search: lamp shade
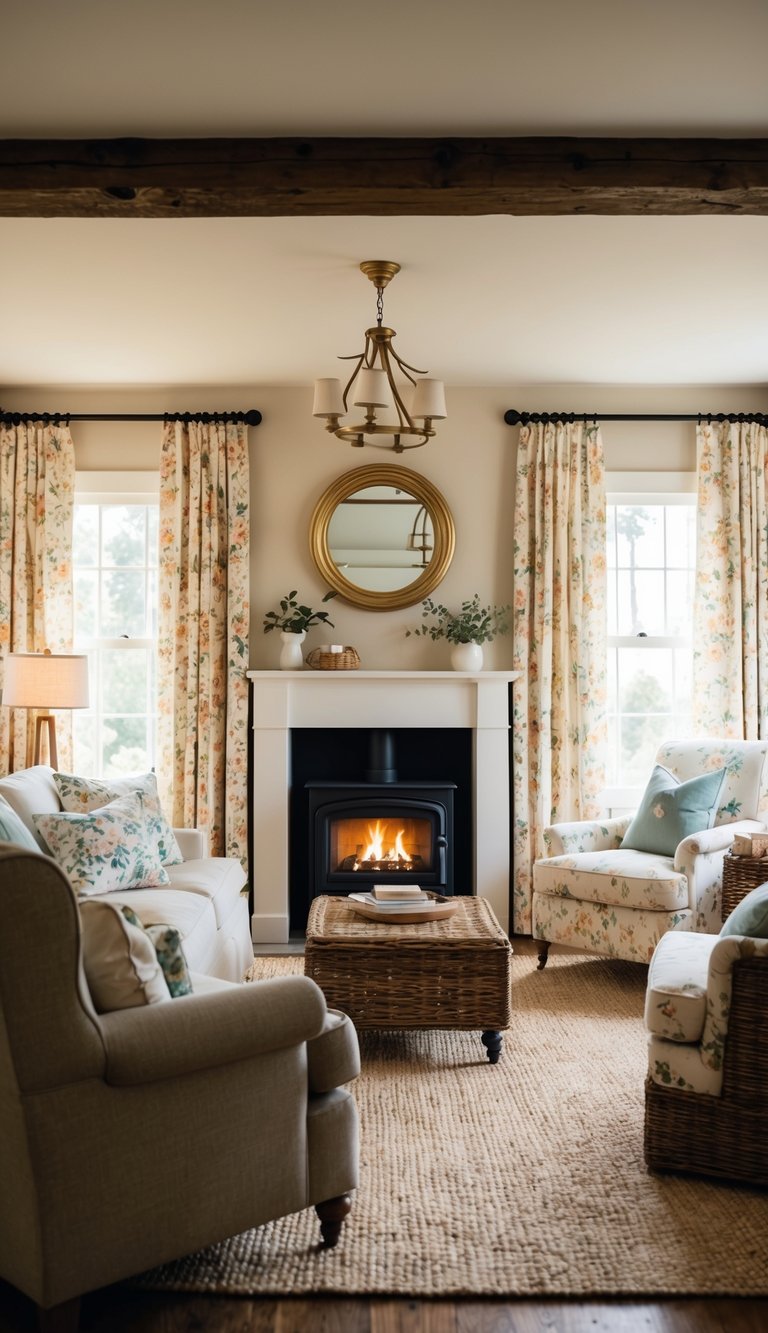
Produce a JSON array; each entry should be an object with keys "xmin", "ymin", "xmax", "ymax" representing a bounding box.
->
[
  {"xmin": 411, "ymin": 379, "xmax": 447, "ymax": 421},
  {"xmin": 2, "ymin": 652, "xmax": 90, "ymax": 709},
  {"xmin": 353, "ymin": 368, "xmax": 391, "ymax": 409},
  {"xmin": 313, "ymin": 378, "xmax": 345, "ymax": 418}
]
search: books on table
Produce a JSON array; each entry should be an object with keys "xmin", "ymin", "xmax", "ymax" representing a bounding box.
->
[{"xmin": 348, "ymin": 888, "xmax": 433, "ymax": 912}]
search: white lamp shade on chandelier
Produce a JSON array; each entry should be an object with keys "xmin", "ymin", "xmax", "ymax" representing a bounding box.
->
[
  {"xmin": 2, "ymin": 651, "xmax": 90, "ymax": 767},
  {"xmin": 312, "ymin": 260, "xmax": 447, "ymax": 452}
]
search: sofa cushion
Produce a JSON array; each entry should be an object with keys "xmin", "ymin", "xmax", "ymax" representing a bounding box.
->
[
  {"xmin": 720, "ymin": 882, "xmax": 768, "ymax": 939},
  {"xmin": 644, "ymin": 930, "xmax": 717, "ymax": 1043},
  {"xmin": 79, "ymin": 899, "xmax": 171, "ymax": 1012},
  {"xmin": 53, "ymin": 770, "xmax": 183, "ymax": 866},
  {"xmin": 533, "ymin": 848, "xmax": 689, "ymax": 911},
  {"xmin": 32, "ymin": 793, "xmax": 170, "ymax": 896},
  {"xmin": 0, "ymin": 794, "xmax": 43, "ymax": 851},
  {"xmin": 164, "ymin": 856, "xmax": 247, "ymax": 928},
  {"xmin": 0, "ymin": 765, "xmax": 61, "ymax": 848},
  {"xmin": 621, "ymin": 764, "xmax": 726, "ymax": 856},
  {"xmin": 96, "ymin": 887, "xmax": 218, "ymax": 972}
]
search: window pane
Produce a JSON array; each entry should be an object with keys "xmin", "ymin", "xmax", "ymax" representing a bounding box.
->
[
  {"xmin": 101, "ymin": 717, "xmax": 150, "ymax": 776},
  {"xmin": 101, "ymin": 647, "xmax": 149, "ymax": 714},
  {"xmin": 665, "ymin": 504, "xmax": 696, "ymax": 568},
  {"xmin": 147, "ymin": 505, "xmax": 159, "ymax": 566},
  {"xmin": 666, "ymin": 570, "xmax": 695, "ymax": 635},
  {"xmin": 616, "ymin": 569, "xmax": 666, "ymax": 635},
  {"xmin": 615, "ymin": 505, "xmax": 663, "ymax": 568},
  {"xmin": 72, "ymin": 713, "xmax": 97, "ymax": 776},
  {"xmin": 100, "ymin": 571, "xmax": 147, "ymax": 637},
  {"xmin": 73, "ymin": 507, "xmax": 99, "ymax": 566},
  {"xmin": 74, "ymin": 570, "xmax": 98, "ymax": 639},
  {"xmin": 619, "ymin": 714, "xmax": 671, "ymax": 786},
  {"xmin": 101, "ymin": 506, "xmax": 146, "ymax": 567}
]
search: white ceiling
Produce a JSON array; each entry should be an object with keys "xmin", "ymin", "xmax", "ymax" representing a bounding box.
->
[{"xmin": 2, "ymin": 0, "xmax": 767, "ymax": 389}]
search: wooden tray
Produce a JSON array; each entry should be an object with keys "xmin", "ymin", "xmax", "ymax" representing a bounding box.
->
[{"xmin": 346, "ymin": 893, "xmax": 458, "ymax": 924}]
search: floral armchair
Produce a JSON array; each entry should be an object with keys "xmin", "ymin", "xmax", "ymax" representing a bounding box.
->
[{"xmin": 532, "ymin": 739, "xmax": 768, "ymax": 967}]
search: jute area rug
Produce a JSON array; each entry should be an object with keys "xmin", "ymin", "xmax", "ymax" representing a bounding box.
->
[{"xmin": 138, "ymin": 943, "xmax": 768, "ymax": 1298}]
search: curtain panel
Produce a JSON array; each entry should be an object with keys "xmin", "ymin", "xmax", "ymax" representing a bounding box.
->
[
  {"xmin": 0, "ymin": 421, "xmax": 76, "ymax": 771},
  {"xmin": 512, "ymin": 420, "xmax": 607, "ymax": 934},
  {"xmin": 693, "ymin": 419, "xmax": 768, "ymax": 741},
  {"xmin": 157, "ymin": 420, "xmax": 250, "ymax": 868}
]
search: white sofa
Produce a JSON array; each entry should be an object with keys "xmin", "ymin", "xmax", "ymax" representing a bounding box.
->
[{"xmin": 0, "ymin": 765, "xmax": 254, "ymax": 983}]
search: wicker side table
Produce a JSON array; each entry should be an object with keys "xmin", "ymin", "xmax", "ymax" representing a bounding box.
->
[
  {"xmin": 721, "ymin": 851, "xmax": 768, "ymax": 922},
  {"xmin": 305, "ymin": 894, "xmax": 512, "ymax": 1064}
]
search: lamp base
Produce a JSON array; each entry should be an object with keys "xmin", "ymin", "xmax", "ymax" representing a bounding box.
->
[{"xmin": 33, "ymin": 714, "xmax": 58, "ymax": 768}]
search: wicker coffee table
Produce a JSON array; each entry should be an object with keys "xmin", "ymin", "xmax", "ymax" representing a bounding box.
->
[{"xmin": 305, "ymin": 894, "xmax": 512, "ymax": 1063}]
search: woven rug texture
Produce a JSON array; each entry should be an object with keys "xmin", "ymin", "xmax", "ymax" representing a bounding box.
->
[{"xmin": 137, "ymin": 945, "xmax": 768, "ymax": 1297}]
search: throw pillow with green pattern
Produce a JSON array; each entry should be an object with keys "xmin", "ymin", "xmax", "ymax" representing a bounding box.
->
[
  {"xmin": 121, "ymin": 907, "xmax": 194, "ymax": 997},
  {"xmin": 53, "ymin": 770, "xmax": 183, "ymax": 866}
]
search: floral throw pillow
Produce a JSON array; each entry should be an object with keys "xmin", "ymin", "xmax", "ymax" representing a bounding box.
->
[
  {"xmin": 53, "ymin": 770, "xmax": 183, "ymax": 866},
  {"xmin": 32, "ymin": 793, "xmax": 171, "ymax": 896},
  {"xmin": 122, "ymin": 906, "xmax": 194, "ymax": 997}
]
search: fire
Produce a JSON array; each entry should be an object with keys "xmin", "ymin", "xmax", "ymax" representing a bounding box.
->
[{"xmin": 357, "ymin": 820, "xmax": 413, "ymax": 867}]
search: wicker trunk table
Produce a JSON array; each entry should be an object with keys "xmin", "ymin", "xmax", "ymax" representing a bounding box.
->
[{"xmin": 304, "ymin": 894, "xmax": 512, "ymax": 1063}]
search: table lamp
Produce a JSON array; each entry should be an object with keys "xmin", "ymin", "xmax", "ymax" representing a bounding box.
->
[{"xmin": 2, "ymin": 650, "xmax": 90, "ymax": 767}]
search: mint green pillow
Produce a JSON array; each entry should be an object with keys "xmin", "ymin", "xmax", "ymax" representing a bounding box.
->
[
  {"xmin": 0, "ymin": 794, "xmax": 43, "ymax": 853},
  {"xmin": 720, "ymin": 883, "xmax": 768, "ymax": 938},
  {"xmin": 620, "ymin": 764, "xmax": 727, "ymax": 857}
]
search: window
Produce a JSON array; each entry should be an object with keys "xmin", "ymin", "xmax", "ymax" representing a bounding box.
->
[
  {"xmin": 605, "ymin": 473, "xmax": 696, "ymax": 804},
  {"xmin": 72, "ymin": 474, "xmax": 159, "ymax": 777}
]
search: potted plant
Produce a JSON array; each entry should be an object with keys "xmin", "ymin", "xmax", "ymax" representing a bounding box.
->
[
  {"xmin": 406, "ymin": 594, "xmax": 510, "ymax": 671},
  {"xmin": 263, "ymin": 590, "xmax": 337, "ymax": 669}
]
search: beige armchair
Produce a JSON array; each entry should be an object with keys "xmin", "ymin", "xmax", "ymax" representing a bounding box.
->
[
  {"xmin": 0, "ymin": 846, "xmax": 360, "ymax": 1330},
  {"xmin": 532, "ymin": 739, "xmax": 768, "ymax": 967}
]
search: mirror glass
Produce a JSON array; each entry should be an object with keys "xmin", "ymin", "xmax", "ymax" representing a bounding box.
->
[{"xmin": 310, "ymin": 465, "xmax": 455, "ymax": 611}]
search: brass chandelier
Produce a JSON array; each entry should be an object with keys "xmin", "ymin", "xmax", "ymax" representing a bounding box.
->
[{"xmin": 312, "ymin": 261, "xmax": 447, "ymax": 452}]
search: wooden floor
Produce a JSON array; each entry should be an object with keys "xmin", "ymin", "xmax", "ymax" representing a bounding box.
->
[{"xmin": 2, "ymin": 1285, "xmax": 768, "ymax": 1333}]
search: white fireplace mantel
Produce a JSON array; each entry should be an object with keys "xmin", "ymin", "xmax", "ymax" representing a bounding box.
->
[{"xmin": 247, "ymin": 670, "xmax": 519, "ymax": 943}]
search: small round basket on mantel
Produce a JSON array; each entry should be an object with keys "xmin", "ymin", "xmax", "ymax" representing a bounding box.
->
[{"xmin": 306, "ymin": 646, "xmax": 361, "ymax": 671}]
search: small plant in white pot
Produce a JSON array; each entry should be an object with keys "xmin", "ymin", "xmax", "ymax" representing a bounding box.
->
[
  {"xmin": 263, "ymin": 590, "xmax": 337, "ymax": 669},
  {"xmin": 406, "ymin": 594, "xmax": 511, "ymax": 671}
]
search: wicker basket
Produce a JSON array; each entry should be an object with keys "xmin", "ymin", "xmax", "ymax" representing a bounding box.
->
[
  {"xmin": 721, "ymin": 850, "xmax": 768, "ymax": 921},
  {"xmin": 305, "ymin": 646, "xmax": 360, "ymax": 671}
]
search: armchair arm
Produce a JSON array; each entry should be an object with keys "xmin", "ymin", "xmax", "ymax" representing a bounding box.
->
[
  {"xmin": 307, "ymin": 1008, "xmax": 361, "ymax": 1093},
  {"xmin": 675, "ymin": 819, "xmax": 766, "ymax": 925},
  {"xmin": 699, "ymin": 936, "xmax": 768, "ymax": 1092},
  {"xmin": 100, "ymin": 975, "xmax": 328, "ymax": 1086},
  {"xmin": 543, "ymin": 815, "xmax": 632, "ymax": 857},
  {"xmin": 173, "ymin": 827, "xmax": 209, "ymax": 859}
]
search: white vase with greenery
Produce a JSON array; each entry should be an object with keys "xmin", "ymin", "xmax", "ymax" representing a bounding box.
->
[
  {"xmin": 406, "ymin": 594, "xmax": 511, "ymax": 672},
  {"xmin": 263, "ymin": 589, "xmax": 337, "ymax": 670}
]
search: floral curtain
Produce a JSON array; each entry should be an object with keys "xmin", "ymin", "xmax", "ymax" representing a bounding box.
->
[
  {"xmin": 512, "ymin": 420, "xmax": 607, "ymax": 934},
  {"xmin": 0, "ymin": 420, "xmax": 76, "ymax": 772},
  {"xmin": 157, "ymin": 419, "xmax": 250, "ymax": 867},
  {"xmin": 693, "ymin": 419, "xmax": 768, "ymax": 739}
]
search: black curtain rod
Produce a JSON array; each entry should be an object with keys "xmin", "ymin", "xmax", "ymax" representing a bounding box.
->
[
  {"xmin": 505, "ymin": 409, "xmax": 768, "ymax": 426},
  {"xmin": 0, "ymin": 409, "xmax": 262, "ymax": 427}
]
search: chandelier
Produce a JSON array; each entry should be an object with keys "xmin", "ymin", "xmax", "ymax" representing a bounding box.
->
[{"xmin": 312, "ymin": 261, "xmax": 447, "ymax": 452}]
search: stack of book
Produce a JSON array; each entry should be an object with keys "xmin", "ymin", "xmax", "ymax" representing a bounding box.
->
[{"xmin": 348, "ymin": 884, "xmax": 434, "ymax": 912}]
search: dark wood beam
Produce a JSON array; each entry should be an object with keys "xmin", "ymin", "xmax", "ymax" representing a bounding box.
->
[{"xmin": 0, "ymin": 136, "xmax": 767, "ymax": 218}]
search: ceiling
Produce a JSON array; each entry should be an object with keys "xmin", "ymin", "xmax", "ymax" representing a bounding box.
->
[{"xmin": 2, "ymin": 0, "xmax": 767, "ymax": 389}]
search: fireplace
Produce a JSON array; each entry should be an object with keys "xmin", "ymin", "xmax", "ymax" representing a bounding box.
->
[
  {"xmin": 306, "ymin": 780, "xmax": 455, "ymax": 901},
  {"xmin": 248, "ymin": 669, "xmax": 518, "ymax": 943}
]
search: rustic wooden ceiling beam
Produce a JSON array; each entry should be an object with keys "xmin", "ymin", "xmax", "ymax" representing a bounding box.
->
[{"xmin": 0, "ymin": 136, "xmax": 767, "ymax": 217}]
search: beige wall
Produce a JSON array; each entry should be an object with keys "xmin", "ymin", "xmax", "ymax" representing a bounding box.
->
[{"xmin": 3, "ymin": 382, "xmax": 767, "ymax": 671}]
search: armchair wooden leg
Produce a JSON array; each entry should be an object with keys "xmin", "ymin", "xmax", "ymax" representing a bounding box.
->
[
  {"xmin": 315, "ymin": 1192, "xmax": 352, "ymax": 1248},
  {"xmin": 536, "ymin": 940, "xmax": 551, "ymax": 970},
  {"xmin": 36, "ymin": 1296, "xmax": 81, "ymax": 1333}
]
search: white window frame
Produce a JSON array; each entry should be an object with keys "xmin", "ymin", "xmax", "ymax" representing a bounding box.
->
[
  {"xmin": 73, "ymin": 472, "xmax": 160, "ymax": 776},
  {"xmin": 602, "ymin": 472, "xmax": 696, "ymax": 814}
]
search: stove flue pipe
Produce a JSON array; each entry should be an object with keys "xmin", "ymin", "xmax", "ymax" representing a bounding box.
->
[{"xmin": 366, "ymin": 729, "xmax": 397, "ymax": 784}]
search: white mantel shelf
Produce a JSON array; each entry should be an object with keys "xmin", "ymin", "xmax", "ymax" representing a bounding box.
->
[{"xmin": 247, "ymin": 670, "xmax": 519, "ymax": 943}]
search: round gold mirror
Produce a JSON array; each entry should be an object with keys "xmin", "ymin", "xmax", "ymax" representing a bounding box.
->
[{"xmin": 309, "ymin": 465, "xmax": 455, "ymax": 611}]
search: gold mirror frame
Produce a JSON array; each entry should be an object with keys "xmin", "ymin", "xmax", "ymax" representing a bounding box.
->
[{"xmin": 309, "ymin": 465, "xmax": 455, "ymax": 611}]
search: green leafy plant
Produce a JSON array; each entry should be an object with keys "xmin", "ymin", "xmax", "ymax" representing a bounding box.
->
[
  {"xmin": 406, "ymin": 594, "xmax": 511, "ymax": 645},
  {"xmin": 263, "ymin": 589, "xmax": 337, "ymax": 635}
]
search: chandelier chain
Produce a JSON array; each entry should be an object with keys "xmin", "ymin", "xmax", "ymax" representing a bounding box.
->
[{"xmin": 376, "ymin": 284, "xmax": 384, "ymax": 327}]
